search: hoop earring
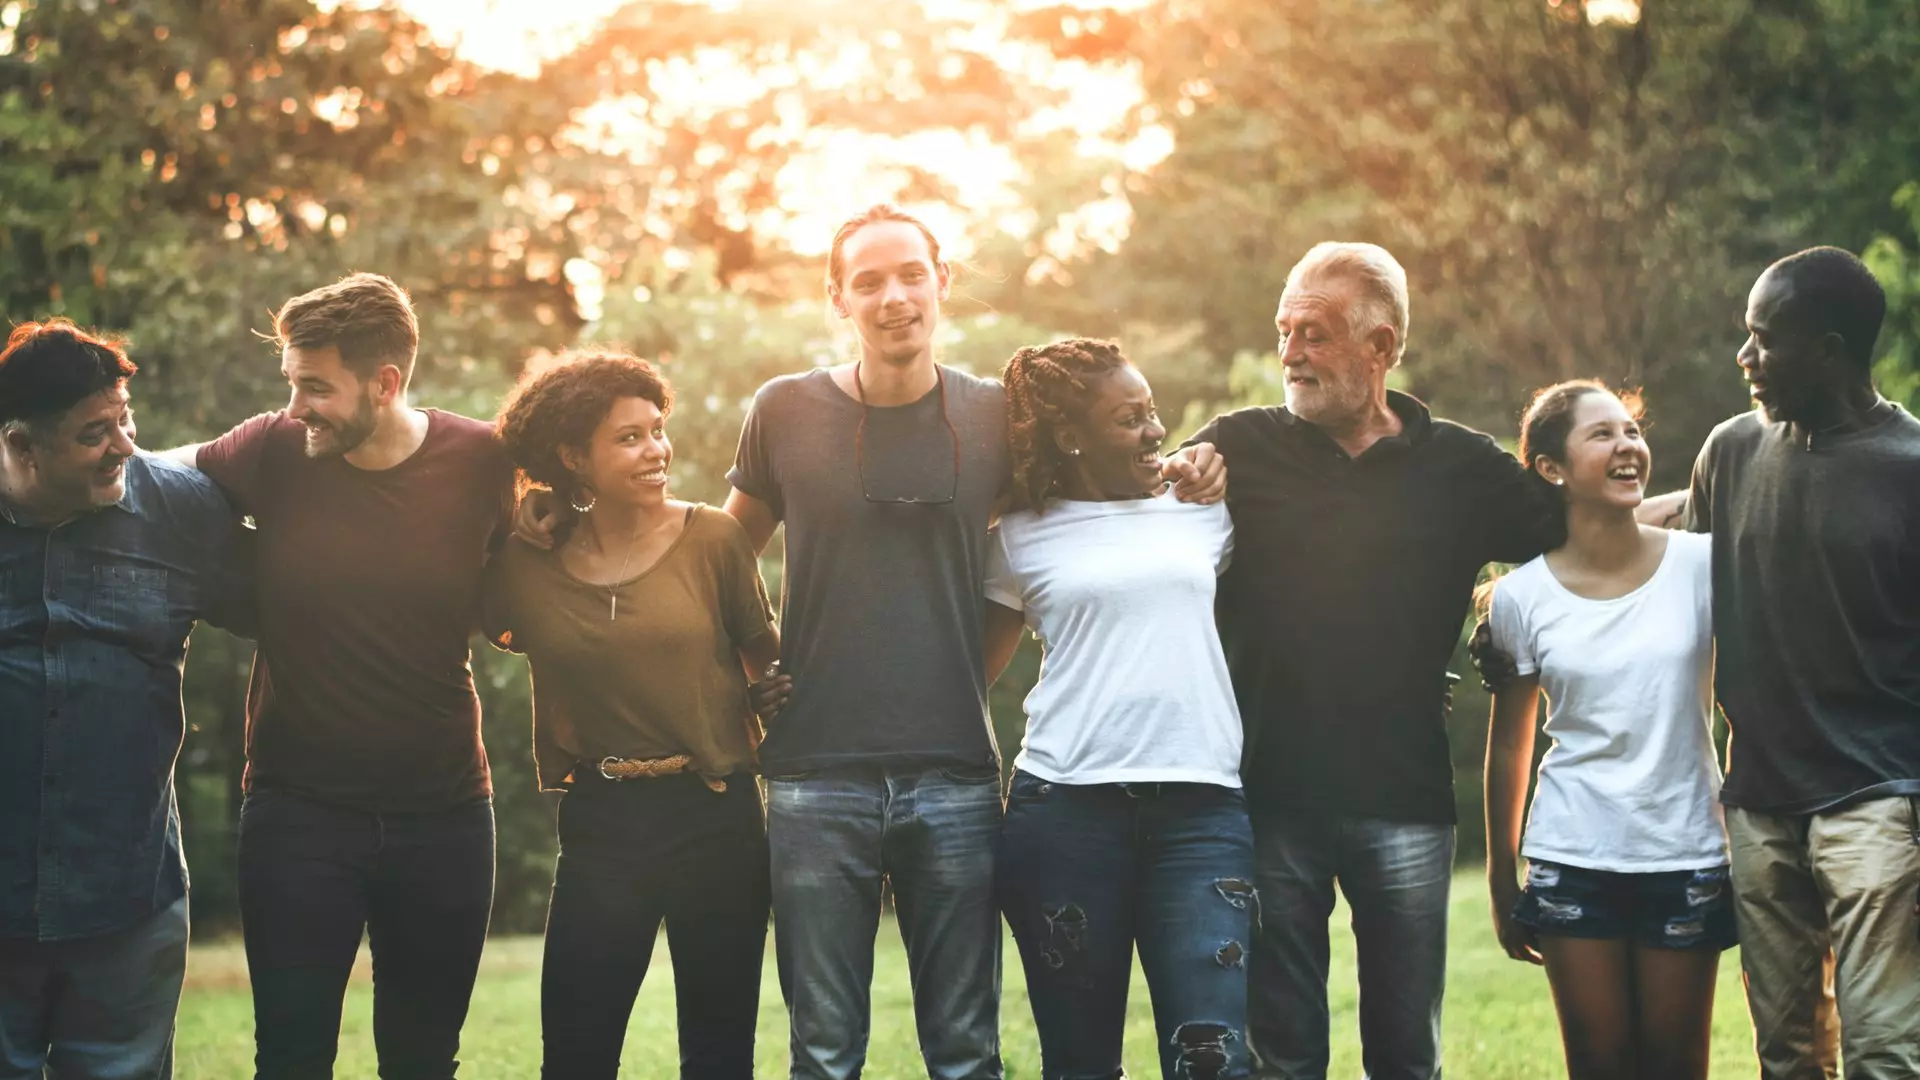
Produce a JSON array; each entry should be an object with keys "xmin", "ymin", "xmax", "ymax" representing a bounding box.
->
[{"xmin": 569, "ymin": 487, "xmax": 597, "ymax": 513}]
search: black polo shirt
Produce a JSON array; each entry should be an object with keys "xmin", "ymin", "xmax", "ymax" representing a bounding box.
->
[{"xmin": 1190, "ymin": 392, "xmax": 1554, "ymax": 824}]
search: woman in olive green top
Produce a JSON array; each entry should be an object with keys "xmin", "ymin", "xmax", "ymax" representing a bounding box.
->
[{"xmin": 485, "ymin": 351, "xmax": 782, "ymax": 1080}]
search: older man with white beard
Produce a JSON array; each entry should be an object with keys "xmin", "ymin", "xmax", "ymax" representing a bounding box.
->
[{"xmin": 1186, "ymin": 242, "xmax": 1677, "ymax": 1080}]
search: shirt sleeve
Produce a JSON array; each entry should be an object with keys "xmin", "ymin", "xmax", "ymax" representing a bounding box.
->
[
  {"xmin": 1682, "ymin": 437, "xmax": 1713, "ymax": 534},
  {"xmin": 180, "ymin": 472, "xmax": 257, "ymax": 638},
  {"xmin": 983, "ymin": 525, "xmax": 1023, "ymax": 611},
  {"xmin": 194, "ymin": 412, "xmax": 284, "ymax": 516},
  {"xmin": 1212, "ymin": 502, "xmax": 1235, "ymax": 575},
  {"xmin": 716, "ymin": 514, "xmax": 777, "ymax": 648},
  {"xmin": 1473, "ymin": 435, "xmax": 1559, "ymax": 565},
  {"xmin": 725, "ymin": 387, "xmax": 784, "ymax": 522},
  {"xmin": 1487, "ymin": 577, "xmax": 1539, "ymax": 677},
  {"xmin": 479, "ymin": 546, "xmax": 522, "ymax": 653}
]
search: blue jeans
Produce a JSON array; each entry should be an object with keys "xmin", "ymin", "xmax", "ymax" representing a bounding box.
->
[
  {"xmin": 998, "ymin": 772, "xmax": 1256, "ymax": 1080},
  {"xmin": 237, "ymin": 790, "xmax": 495, "ymax": 1080},
  {"xmin": 1247, "ymin": 813, "xmax": 1454, "ymax": 1080},
  {"xmin": 0, "ymin": 894, "xmax": 189, "ymax": 1080},
  {"xmin": 766, "ymin": 762, "xmax": 1004, "ymax": 1080}
]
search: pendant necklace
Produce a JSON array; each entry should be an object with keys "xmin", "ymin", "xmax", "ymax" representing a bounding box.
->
[{"xmin": 606, "ymin": 521, "xmax": 642, "ymax": 621}]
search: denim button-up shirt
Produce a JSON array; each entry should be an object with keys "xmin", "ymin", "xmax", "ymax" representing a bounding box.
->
[{"xmin": 0, "ymin": 452, "xmax": 247, "ymax": 941}]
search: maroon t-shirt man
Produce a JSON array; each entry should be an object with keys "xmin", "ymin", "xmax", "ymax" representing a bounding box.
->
[{"xmin": 197, "ymin": 409, "xmax": 513, "ymax": 812}]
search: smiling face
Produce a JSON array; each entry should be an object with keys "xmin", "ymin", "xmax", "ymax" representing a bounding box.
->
[
  {"xmin": 16, "ymin": 384, "xmax": 139, "ymax": 516},
  {"xmin": 831, "ymin": 219, "xmax": 950, "ymax": 369},
  {"xmin": 283, "ymin": 344, "xmax": 381, "ymax": 458},
  {"xmin": 1056, "ymin": 364, "xmax": 1167, "ymax": 500},
  {"xmin": 1533, "ymin": 391, "xmax": 1649, "ymax": 512},
  {"xmin": 1275, "ymin": 273, "xmax": 1387, "ymax": 428},
  {"xmin": 563, "ymin": 394, "xmax": 671, "ymax": 510}
]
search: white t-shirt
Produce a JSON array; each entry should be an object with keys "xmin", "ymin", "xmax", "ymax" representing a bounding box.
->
[
  {"xmin": 1489, "ymin": 530, "xmax": 1726, "ymax": 872},
  {"xmin": 985, "ymin": 492, "xmax": 1241, "ymax": 787}
]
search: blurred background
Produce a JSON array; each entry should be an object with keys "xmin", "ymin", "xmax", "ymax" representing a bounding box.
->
[{"xmin": 6, "ymin": 0, "xmax": 1918, "ymax": 936}]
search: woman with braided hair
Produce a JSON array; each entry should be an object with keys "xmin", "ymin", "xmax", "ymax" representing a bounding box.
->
[{"xmin": 984, "ymin": 338, "xmax": 1252, "ymax": 1080}]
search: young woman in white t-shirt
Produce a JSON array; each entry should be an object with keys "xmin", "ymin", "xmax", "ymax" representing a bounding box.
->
[
  {"xmin": 983, "ymin": 338, "xmax": 1250, "ymax": 1080},
  {"xmin": 1482, "ymin": 381, "xmax": 1733, "ymax": 1080}
]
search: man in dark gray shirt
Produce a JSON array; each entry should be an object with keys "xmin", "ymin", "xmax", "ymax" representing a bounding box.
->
[{"xmin": 1684, "ymin": 246, "xmax": 1920, "ymax": 1079}]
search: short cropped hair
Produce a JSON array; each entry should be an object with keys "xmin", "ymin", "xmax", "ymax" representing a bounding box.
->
[
  {"xmin": 0, "ymin": 319, "xmax": 138, "ymax": 435},
  {"xmin": 1767, "ymin": 247, "xmax": 1887, "ymax": 372},
  {"xmin": 274, "ymin": 272, "xmax": 420, "ymax": 383},
  {"xmin": 1284, "ymin": 242, "xmax": 1411, "ymax": 365}
]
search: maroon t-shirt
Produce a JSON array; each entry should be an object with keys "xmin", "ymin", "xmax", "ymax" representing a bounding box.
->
[{"xmin": 198, "ymin": 409, "xmax": 513, "ymax": 812}]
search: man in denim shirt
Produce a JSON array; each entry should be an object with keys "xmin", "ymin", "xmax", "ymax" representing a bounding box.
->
[{"xmin": 0, "ymin": 321, "xmax": 248, "ymax": 1079}]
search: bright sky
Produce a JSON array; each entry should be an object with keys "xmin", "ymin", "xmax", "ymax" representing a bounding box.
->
[{"xmin": 377, "ymin": 0, "xmax": 1163, "ymax": 270}]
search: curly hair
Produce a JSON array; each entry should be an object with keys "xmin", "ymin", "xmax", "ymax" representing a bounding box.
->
[
  {"xmin": 1002, "ymin": 337, "xmax": 1132, "ymax": 512},
  {"xmin": 494, "ymin": 351, "xmax": 673, "ymax": 506}
]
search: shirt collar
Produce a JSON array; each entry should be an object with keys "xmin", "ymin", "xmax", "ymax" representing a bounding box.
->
[{"xmin": 1278, "ymin": 389, "xmax": 1435, "ymax": 459}]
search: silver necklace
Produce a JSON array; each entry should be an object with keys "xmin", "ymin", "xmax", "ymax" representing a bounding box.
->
[{"xmin": 604, "ymin": 523, "xmax": 643, "ymax": 621}]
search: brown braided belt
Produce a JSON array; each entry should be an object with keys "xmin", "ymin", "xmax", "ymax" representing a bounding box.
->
[{"xmin": 595, "ymin": 754, "xmax": 727, "ymax": 793}]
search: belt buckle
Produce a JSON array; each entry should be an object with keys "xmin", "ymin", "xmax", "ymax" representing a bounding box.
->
[{"xmin": 597, "ymin": 756, "xmax": 624, "ymax": 781}]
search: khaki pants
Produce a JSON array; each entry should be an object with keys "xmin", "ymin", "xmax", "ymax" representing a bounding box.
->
[{"xmin": 1728, "ymin": 797, "xmax": 1920, "ymax": 1080}]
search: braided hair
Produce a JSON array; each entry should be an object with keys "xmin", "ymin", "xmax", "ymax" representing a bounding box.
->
[{"xmin": 1002, "ymin": 337, "xmax": 1132, "ymax": 512}]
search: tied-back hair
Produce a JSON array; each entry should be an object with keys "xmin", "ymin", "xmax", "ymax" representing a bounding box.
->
[
  {"xmin": 825, "ymin": 204, "xmax": 943, "ymax": 294},
  {"xmin": 1002, "ymin": 337, "xmax": 1131, "ymax": 513},
  {"xmin": 1476, "ymin": 378, "xmax": 1647, "ymax": 617}
]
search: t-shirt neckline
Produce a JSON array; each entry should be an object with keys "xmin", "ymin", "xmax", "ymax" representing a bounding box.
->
[
  {"xmin": 1538, "ymin": 532, "xmax": 1678, "ymax": 607},
  {"xmin": 553, "ymin": 503, "xmax": 701, "ymax": 593}
]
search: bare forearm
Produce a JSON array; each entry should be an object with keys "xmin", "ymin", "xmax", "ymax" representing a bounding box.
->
[
  {"xmin": 737, "ymin": 628, "xmax": 781, "ymax": 681},
  {"xmin": 984, "ymin": 601, "xmax": 1025, "ymax": 685},
  {"xmin": 157, "ymin": 443, "xmax": 202, "ymax": 469},
  {"xmin": 723, "ymin": 488, "xmax": 778, "ymax": 556},
  {"xmin": 1636, "ymin": 489, "xmax": 1687, "ymax": 528},
  {"xmin": 1483, "ymin": 685, "xmax": 1540, "ymax": 886}
]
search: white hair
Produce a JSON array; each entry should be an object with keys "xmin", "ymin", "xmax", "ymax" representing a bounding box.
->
[{"xmin": 1283, "ymin": 242, "xmax": 1410, "ymax": 365}]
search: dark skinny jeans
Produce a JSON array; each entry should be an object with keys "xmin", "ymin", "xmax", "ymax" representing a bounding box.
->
[
  {"xmin": 237, "ymin": 788, "xmax": 496, "ymax": 1080},
  {"xmin": 541, "ymin": 770, "xmax": 770, "ymax": 1079}
]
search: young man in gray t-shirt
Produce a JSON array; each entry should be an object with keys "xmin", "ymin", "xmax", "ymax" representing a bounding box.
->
[{"xmin": 1684, "ymin": 246, "xmax": 1920, "ymax": 1079}]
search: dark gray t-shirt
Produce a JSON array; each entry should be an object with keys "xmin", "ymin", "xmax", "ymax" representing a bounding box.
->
[
  {"xmin": 1685, "ymin": 406, "xmax": 1920, "ymax": 814},
  {"xmin": 728, "ymin": 366, "xmax": 1009, "ymax": 773}
]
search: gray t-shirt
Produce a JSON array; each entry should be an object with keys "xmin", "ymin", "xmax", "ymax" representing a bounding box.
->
[
  {"xmin": 728, "ymin": 366, "xmax": 1009, "ymax": 773},
  {"xmin": 1685, "ymin": 406, "xmax": 1920, "ymax": 814}
]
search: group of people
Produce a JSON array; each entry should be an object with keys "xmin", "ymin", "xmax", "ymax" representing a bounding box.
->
[{"xmin": 0, "ymin": 198, "xmax": 1913, "ymax": 1080}]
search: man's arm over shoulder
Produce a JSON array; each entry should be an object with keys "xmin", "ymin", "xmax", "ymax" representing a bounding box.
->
[
  {"xmin": 143, "ymin": 454, "xmax": 257, "ymax": 636},
  {"xmin": 189, "ymin": 411, "xmax": 290, "ymax": 515},
  {"xmin": 1453, "ymin": 424, "xmax": 1558, "ymax": 565}
]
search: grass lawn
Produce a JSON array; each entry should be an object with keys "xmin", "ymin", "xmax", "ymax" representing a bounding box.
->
[{"xmin": 176, "ymin": 876, "xmax": 1759, "ymax": 1078}]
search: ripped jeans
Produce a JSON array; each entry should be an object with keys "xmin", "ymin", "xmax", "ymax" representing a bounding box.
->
[{"xmin": 997, "ymin": 771, "xmax": 1255, "ymax": 1080}]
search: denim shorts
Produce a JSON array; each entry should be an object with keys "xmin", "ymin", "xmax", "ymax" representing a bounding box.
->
[{"xmin": 1511, "ymin": 859, "xmax": 1738, "ymax": 951}]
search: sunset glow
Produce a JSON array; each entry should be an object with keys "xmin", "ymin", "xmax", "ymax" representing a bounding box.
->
[{"xmin": 375, "ymin": 0, "xmax": 1165, "ymax": 264}]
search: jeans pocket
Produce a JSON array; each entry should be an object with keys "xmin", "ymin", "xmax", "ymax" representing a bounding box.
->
[
  {"xmin": 765, "ymin": 769, "xmax": 818, "ymax": 783},
  {"xmin": 1005, "ymin": 770, "xmax": 1052, "ymax": 804}
]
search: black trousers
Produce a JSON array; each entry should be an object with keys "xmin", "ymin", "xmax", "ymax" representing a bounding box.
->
[
  {"xmin": 237, "ymin": 789, "xmax": 496, "ymax": 1080},
  {"xmin": 541, "ymin": 771, "xmax": 770, "ymax": 1079}
]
